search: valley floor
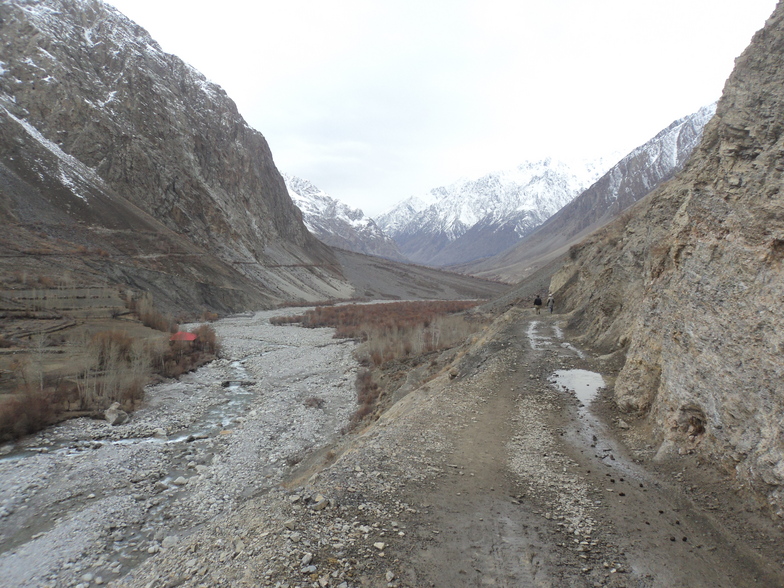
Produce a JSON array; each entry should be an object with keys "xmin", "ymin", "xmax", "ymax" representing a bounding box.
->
[{"xmin": 1, "ymin": 308, "xmax": 783, "ymax": 587}]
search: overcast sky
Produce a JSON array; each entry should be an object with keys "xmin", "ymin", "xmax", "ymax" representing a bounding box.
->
[{"xmin": 106, "ymin": 0, "xmax": 777, "ymax": 216}]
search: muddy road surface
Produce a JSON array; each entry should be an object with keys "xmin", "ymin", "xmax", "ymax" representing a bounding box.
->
[{"xmin": 1, "ymin": 307, "xmax": 782, "ymax": 587}]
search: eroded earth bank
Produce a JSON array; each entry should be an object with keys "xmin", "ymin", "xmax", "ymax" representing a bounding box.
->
[{"xmin": 1, "ymin": 308, "xmax": 783, "ymax": 588}]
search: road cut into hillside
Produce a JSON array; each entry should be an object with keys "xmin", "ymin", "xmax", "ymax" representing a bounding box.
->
[{"xmin": 1, "ymin": 307, "xmax": 783, "ymax": 587}]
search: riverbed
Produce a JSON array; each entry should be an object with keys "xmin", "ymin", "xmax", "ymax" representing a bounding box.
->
[{"xmin": 0, "ymin": 309, "xmax": 359, "ymax": 588}]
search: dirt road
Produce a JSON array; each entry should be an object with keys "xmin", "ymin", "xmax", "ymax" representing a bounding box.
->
[{"xmin": 396, "ymin": 310, "xmax": 784, "ymax": 587}]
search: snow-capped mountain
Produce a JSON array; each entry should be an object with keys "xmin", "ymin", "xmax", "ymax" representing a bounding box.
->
[
  {"xmin": 461, "ymin": 103, "xmax": 717, "ymax": 282},
  {"xmin": 284, "ymin": 175, "xmax": 405, "ymax": 261},
  {"xmin": 376, "ymin": 158, "xmax": 614, "ymax": 267}
]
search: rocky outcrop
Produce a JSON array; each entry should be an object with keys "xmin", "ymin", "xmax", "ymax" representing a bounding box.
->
[{"xmin": 551, "ymin": 3, "xmax": 784, "ymax": 514}]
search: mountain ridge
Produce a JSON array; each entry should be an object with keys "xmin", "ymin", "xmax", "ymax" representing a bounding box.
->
[
  {"xmin": 458, "ymin": 103, "xmax": 716, "ymax": 282},
  {"xmin": 377, "ymin": 157, "xmax": 613, "ymax": 266},
  {"xmin": 0, "ymin": 0, "xmax": 506, "ymax": 311},
  {"xmin": 283, "ymin": 174, "xmax": 406, "ymax": 261},
  {"xmin": 550, "ymin": 3, "xmax": 784, "ymax": 513}
]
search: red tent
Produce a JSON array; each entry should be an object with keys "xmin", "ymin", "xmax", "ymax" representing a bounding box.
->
[{"xmin": 170, "ymin": 331, "xmax": 198, "ymax": 342}]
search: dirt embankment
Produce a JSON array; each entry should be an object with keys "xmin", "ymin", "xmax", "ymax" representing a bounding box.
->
[{"xmin": 2, "ymin": 308, "xmax": 783, "ymax": 588}]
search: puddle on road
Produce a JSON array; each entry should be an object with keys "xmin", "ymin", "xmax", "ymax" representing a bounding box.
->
[{"xmin": 550, "ymin": 369, "xmax": 605, "ymax": 406}]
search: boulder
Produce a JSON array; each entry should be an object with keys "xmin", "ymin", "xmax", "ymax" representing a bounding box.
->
[{"xmin": 104, "ymin": 402, "xmax": 129, "ymax": 426}]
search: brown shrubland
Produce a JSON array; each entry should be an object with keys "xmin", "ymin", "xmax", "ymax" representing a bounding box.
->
[
  {"xmin": 0, "ymin": 323, "xmax": 220, "ymax": 441},
  {"xmin": 128, "ymin": 292, "xmax": 177, "ymax": 333}
]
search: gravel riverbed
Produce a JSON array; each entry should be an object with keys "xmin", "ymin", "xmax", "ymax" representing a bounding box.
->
[{"xmin": 0, "ymin": 309, "xmax": 359, "ymax": 588}]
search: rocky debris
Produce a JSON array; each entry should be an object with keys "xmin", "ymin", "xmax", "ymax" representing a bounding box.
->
[{"xmin": 104, "ymin": 402, "xmax": 129, "ymax": 426}]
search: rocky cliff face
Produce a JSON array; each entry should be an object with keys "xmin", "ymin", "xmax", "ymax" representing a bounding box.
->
[
  {"xmin": 551, "ymin": 2, "xmax": 784, "ymax": 514},
  {"xmin": 461, "ymin": 104, "xmax": 715, "ymax": 282},
  {"xmin": 283, "ymin": 175, "xmax": 406, "ymax": 261},
  {"xmin": 0, "ymin": 0, "xmax": 351, "ymax": 307}
]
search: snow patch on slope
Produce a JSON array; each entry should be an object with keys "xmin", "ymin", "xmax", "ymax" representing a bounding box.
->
[{"xmin": 2, "ymin": 105, "xmax": 110, "ymax": 203}]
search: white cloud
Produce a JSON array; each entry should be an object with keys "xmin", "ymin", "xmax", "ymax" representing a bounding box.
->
[{"xmin": 106, "ymin": 0, "xmax": 778, "ymax": 215}]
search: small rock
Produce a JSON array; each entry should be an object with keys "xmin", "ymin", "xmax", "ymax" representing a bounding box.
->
[
  {"xmin": 301, "ymin": 553, "xmax": 313, "ymax": 566},
  {"xmin": 172, "ymin": 477, "xmax": 188, "ymax": 486},
  {"xmin": 386, "ymin": 570, "xmax": 395, "ymax": 581},
  {"xmin": 152, "ymin": 428, "xmax": 167, "ymax": 440},
  {"xmin": 373, "ymin": 542, "xmax": 385, "ymax": 551},
  {"xmin": 81, "ymin": 573, "xmax": 94, "ymax": 582},
  {"xmin": 161, "ymin": 535, "xmax": 178, "ymax": 549},
  {"xmin": 617, "ymin": 419, "xmax": 631, "ymax": 430},
  {"xmin": 284, "ymin": 519, "xmax": 297, "ymax": 530}
]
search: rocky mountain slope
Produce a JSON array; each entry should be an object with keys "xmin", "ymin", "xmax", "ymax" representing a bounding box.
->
[
  {"xmin": 460, "ymin": 104, "xmax": 716, "ymax": 282},
  {"xmin": 551, "ymin": 2, "xmax": 784, "ymax": 514},
  {"xmin": 283, "ymin": 175, "xmax": 405, "ymax": 261},
  {"xmin": 377, "ymin": 158, "xmax": 611, "ymax": 267},
  {"xmin": 0, "ymin": 0, "xmax": 502, "ymax": 311}
]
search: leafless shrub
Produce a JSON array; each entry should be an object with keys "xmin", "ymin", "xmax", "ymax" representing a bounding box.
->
[
  {"xmin": 273, "ymin": 301, "xmax": 483, "ymax": 367},
  {"xmin": 269, "ymin": 315, "xmax": 301, "ymax": 326},
  {"xmin": 191, "ymin": 324, "xmax": 220, "ymax": 355},
  {"xmin": 130, "ymin": 293, "xmax": 175, "ymax": 333},
  {"xmin": 200, "ymin": 310, "xmax": 219, "ymax": 322},
  {"xmin": 73, "ymin": 330, "xmax": 154, "ymax": 410},
  {"xmin": 0, "ymin": 389, "xmax": 55, "ymax": 442}
]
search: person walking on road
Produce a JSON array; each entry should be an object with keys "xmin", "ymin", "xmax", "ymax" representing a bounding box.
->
[
  {"xmin": 534, "ymin": 294, "xmax": 543, "ymax": 314},
  {"xmin": 547, "ymin": 294, "xmax": 554, "ymax": 314}
]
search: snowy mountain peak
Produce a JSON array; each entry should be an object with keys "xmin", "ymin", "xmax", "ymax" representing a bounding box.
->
[
  {"xmin": 283, "ymin": 174, "xmax": 405, "ymax": 261},
  {"xmin": 375, "ymin": 157, "xmax": 614, "ymax": 266}
]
